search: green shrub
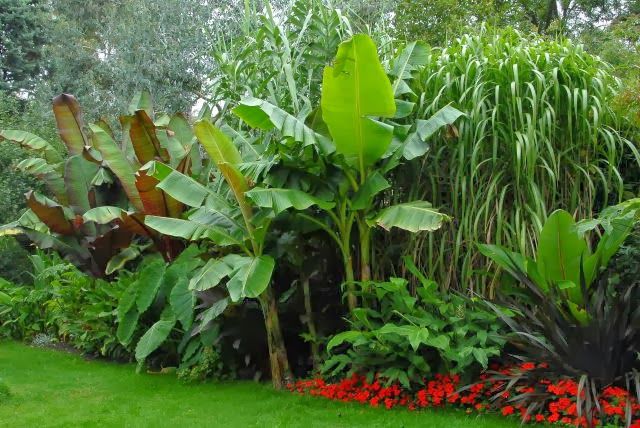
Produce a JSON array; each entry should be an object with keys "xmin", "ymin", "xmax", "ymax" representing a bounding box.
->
[{"xmin": 323, "ymin": 271, "xmax": 506, "ymax": 388}]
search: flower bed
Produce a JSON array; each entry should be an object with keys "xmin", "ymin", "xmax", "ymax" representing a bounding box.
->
[{"xmin": 287, "ymin": 363, "xmax": 640, "ymax": 427}]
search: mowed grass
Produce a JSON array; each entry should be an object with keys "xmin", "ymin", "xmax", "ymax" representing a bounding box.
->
[{"xmin": 0, "ymin": 341, "xmax": 519, "ymax": 428}]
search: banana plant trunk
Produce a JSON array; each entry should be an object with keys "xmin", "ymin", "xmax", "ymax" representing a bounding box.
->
[
  {"xmin": 301, "ymin": 276, "xmax": 320, "ymax": 371},
  {"xmin": 259, "ymin": 285, "xmax": 291, "ymax": 389}
]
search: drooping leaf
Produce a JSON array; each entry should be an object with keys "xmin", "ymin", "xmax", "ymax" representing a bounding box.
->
[
  {"xmin": 226, "ymin": 255, "xmax": 275, "ymax": 301},
  {"xmin": 116, "ymin": 308, "xmax": 139, "ymax": 345},
  {"xmin": 402, "ymin": 105, "xmax": 464, "ymax": 160},
  {"xmin": 189, "ymin": 258, "xmax": 233, "ymax": 291},
  {"xmin": 16, "ymin": 158, "xmax": 67, "ymax": 204},
  {"xmin": 245, "ymin": 187, "xmax": 335, "ymax": 215},
  {"xmin": 52, "ymin": 94, "xmax": 88, "ymax": 155},
  {"xmin": 233, "ymin": 97, "xmax": 333, "ymax": 154},
  {"xmin": 371, "ymin": 201, "xmax": 447, "ymax": 232},
  {"xmin": 321, "ymin": 34, "xmax": 396, "ymax": 169},
  {"xmin": 106, "ymin": 247, "xmax": 143, "ymax": 275},
  {"xmin": 390, "ymin": 41, "xmax": 430, "ymax": 92},
  {"xmin": 140, "ymin": 161, "xmax": 209, "ymax": 208},
  {"xmin": 195, "ymin": 298, "xmax": 229, "ymax": 332},
  {"xmin": 327, "ymin": 330, "xmax": 364, "ymax": 350},
  {"xmin": 144, "ymin": 216, "xmax": 243, "ymax": 247},
  {"xmin": 351, "ymin": 172, "xmax": 390, "ymax": 210},
  {"xmin": 0, "ymin": 130, "xmax": 63, "ymax": 165}
]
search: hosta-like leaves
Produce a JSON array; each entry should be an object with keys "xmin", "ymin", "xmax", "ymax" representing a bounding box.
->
[
  {"xmin": 371, "ymin": 201, "xmax": 447, "ymax": 232},
  {"xmin": 0, "ymin": 130, "xmax": 63, "ymax": 165},
  {"xmin": 226, "ymin": 255, "xmax": 275, "ymax": 301},
  {"xmin": 321, "ymin": 34, "xmax": 396, "ymax": 169},
  {"xmin": 245, "ymin": 187, "xmax": 335, "ymax": 215},
  {"xmin": 135, "ymin": 315, "xmax": 176, "ymax": 361},
  {"xmin": 90, "ymin": 124, "xmax": 144, "ymax": 211},
  {"xmin": 52, "ymin": 94, "xmax": 88, "ymax": 155},
  {"xmin": 169, "ymin": 277, "xmax": 195, "ymax": 330},
  {"xmin": 135, "ymin": 260, "xmax": 166, "ymax": 312},
  {"xmin": 233, "ymin": 97, "xmax": 333, "ymax": 153}
]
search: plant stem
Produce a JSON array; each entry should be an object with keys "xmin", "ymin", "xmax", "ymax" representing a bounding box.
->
[
  {"xmin": 301, "ymin": 276, "xmax": 320, "ymax": 371},
  {"xmin": 258, "ymin": 285, "xmax": 291, "ymax": 390}
]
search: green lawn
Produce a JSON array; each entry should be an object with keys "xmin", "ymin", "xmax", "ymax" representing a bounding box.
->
[{"xmin": 0, "ymin": 341, "xmax": 519, "ymax": 428}]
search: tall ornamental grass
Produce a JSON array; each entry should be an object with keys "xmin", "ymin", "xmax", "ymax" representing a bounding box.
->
[{"xmin": 390, "ymin": 29, "xmax": 639, "ymax": 295}]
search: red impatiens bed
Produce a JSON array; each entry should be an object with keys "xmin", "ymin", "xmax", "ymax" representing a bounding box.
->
[{"xmin": 287, "ymin": 363, "xmax": 640, "ymax": 427}]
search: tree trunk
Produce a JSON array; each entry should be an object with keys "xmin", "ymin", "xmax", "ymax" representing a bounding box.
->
[
  {"xmin": 259, "ymin": 285, "xmax": 291, "ymax": 389},
  {"xmin": 301, "ymin": 276, "xmax": 320, "ymax": 371}
]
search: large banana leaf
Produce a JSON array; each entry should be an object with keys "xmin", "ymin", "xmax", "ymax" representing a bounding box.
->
[
  {"xmin": 193, "ymin": 120, "xmax": 252, "ymax": 221},
  {"xmin": 140, "ymin": 161, "xmax": 209, "ymax": 208},
  {"xmin": 26, "ymin": 191, "xmax": 75, "ymax": 235},
  {"xmin": 321, "ymin": 34, "xmax": 396, "ymax": 170},
  {"xmin": 402, "ymin": 105, "xmax": 465, "ymax": 160},
  {"xmin": 83, "ymin": 206, "xmax": 148, "ymax": 236},
  {"xmin": 189, "ymin": 258, "xmax": 233, "ymax": 291},
  {"xmin": 90, "ymin": 124, "xmax": 144, "ymax": 212},
  {"xmin": 0, "ymin": 130, "xmax": 63, "ymax": 166},
  {"xmin": 52, "ymin": 94, "xmax": 89, "ymax": 155},
  {"xmin": 390, "ymin": 41, "xmax": 429, "ymax": 97},
  {"xmin": 64, "ymin": 155, "xmax": 99, "ymax": 214},
  {"xmin": 245, "ymin": 187, "xmax": 335, "ymax": 215},
  {"xmin": 129, "ymin": 110, "xmax": 169, "ymax": 164},
  {"xmin": 371, "ymin": 201, "xmax": 447, "ymax": 233},
  {"xmin": 135, "ymin": 163, "xmax": 183, "ymax": 218},
  {"xmin": 145, "ymin": 216, "xmax": 244, "ymax": 247},
  {"xmin": 233, "ymin": 97, "xmax": 333, "ymax": 154}
]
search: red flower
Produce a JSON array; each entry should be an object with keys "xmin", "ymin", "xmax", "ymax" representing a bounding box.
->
[{"xmin": 501, "ymin": 405, "xmax": 515, "ymax": 416}]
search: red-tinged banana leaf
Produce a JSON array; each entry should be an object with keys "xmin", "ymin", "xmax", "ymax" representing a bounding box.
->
[
  {"xmin": 129, "ymin": 110, "xmax": 169, "ymax": 164},
  {"xmin": 26, "ymin": 191, "xmax": 75, "ymax": 235},
  {"xmin": 135, "ymin": 167, "xmax": 183, "ymax": 218},
  {"xmin": 0, "ymin": 130, "xmax": 64, "ymax": 166},
  {"xmin": 88, "ymin": 228, "xmax": 134, "ymax": 275},
  {"xmin": 64, "ymin": 155, "xmax": 99, "ymax": 214},
  {"xmin": 89, "ymin": 124, "xmax": 144, "ymax": 212},
  {"xmin": 83, "ymin": 206, "xmax": 149, "ymax": 237},
  {"xmin": 52, "ymin": 94, "xmax": 89, "ymax": 156},
  {"xmin": 16, "ymin": 158, "xmax": 68, "ymax": 205}
]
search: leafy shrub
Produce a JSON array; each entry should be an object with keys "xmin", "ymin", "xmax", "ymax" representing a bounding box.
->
[
  {"xmin": 323, "ymin": 272, "xmax": 506, "ymax": 388},
  {"xmin": 177, "ymin": 345, "xmax": 235, "ymax": 383}
]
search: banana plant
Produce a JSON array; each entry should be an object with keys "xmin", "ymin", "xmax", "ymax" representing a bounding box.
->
[
  {"xmin": 234, "ymin": 34, "xmax": 463, "ymax": 310},
  {"xmin": 0, "ymin": 92, "xmax": 202, "ymax": 276},
  {"xmin": 142, "ymin": 120, "xmax": 333, "ymax": 389},
  {"xmin": 478, "ymin": 208, "xmax": 635, "ymax": 323}
]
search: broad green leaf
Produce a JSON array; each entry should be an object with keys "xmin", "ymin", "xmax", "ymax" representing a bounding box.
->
[
  {"xmin": 371, "ymin": 201, "xmax": 447, "ymax": 232},
  {"xmin": 169, "ymin": 113, "xmax": 194, "ymax": 148},
  {"xmin": 116, "ymin": 308, "xmax": 139, "ymax": 345},
  {"xmin": 226, "ymin": 255, "xmax": 275, "ymax": 301},
  {"xmin": 327, "ymin": 330, "xmax": 363, "ymax": 350},
  {"xmin": 169, "ymin": 277, "xmax": 195, "ymax": 330},
  {"xmin": 196, "ymin": 298, "xmax": 229, "ymax": 331},
  {"xmin": 585, "ymin": 215, "xmax": 634, "ymax": 285},
  {"xmin": 351, "ymin": 172, "xmax": 390, "ymax": 210},
  {"xmin": 0, "ymin": 130, "xmax": 63, "ymax": 165},
  {"xmin": 135, "ymin": 317, "xmax": 176, "ymax": 361},
  {"xmin": 90, "ymin": 124, "xmax": 144, "ymax": 211},
  {"xmin": 52, "ymin": 94, "xmax": 88, "ymax": 155},
  {"xmin": 321, "ymin": 34, "xmax": 396, "ymax": 170},
  {"xmin": 245, "ymin": 187, "xmax": 335, "ymax": 215},
  {"xmin": 536, "ymin": 210, "xmax": 588, "ymax": 299},
  {"xmin": 128, "ymin": 90, "xmax": 153, "ymax": 116},
  {"xmin": 189, "ymin": 258, "xmax": 233, "ymax": 291},
  {"xmin": 425, "ymin": 335, "xmax": 450, "ymax": 351},
  {"xmin": 472, "ymin": 348, "xmax": 488, "ymax": 368},
  {"xmin": 140, "ymin": 161, "xmax": 210, "ymax": 208},
  {"xmin": 233, "ymin": 97, "xmax": 333, "ymax": 154},
  {"xmin": 390, "ymin": 41, "xmax": 429, "ymax": 94},
  {"xmin": 402, "ymin": 105, "xmax": 464, "ymax": 160},
  {"xmin": 378, "ymin": 323, "xmax": 429, "ymax": 351},
  {"xmin": 135, "ymin": 260, "xmax": 166, "ymax": 312},
  {"xmin": 145, "ymin": 216, "xmax": 243, "ymax": 247}
]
